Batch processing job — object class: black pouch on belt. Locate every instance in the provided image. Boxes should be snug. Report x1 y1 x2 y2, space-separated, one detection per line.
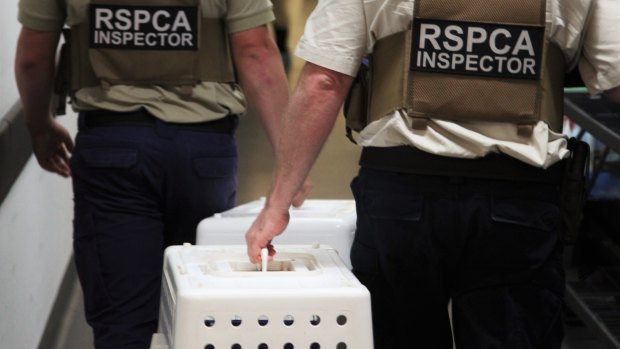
560 137 590 244
52 29 71 116
343 57 370 144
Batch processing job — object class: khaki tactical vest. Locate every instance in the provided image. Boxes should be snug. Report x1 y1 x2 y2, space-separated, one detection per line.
346 0 566 139
65 0 235 92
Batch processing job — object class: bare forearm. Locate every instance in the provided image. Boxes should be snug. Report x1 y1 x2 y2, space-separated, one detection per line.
267 63 354 210
14 27 73 177
14 28 60 133
16 64 55 131
232 26 289 152
244 63 353 263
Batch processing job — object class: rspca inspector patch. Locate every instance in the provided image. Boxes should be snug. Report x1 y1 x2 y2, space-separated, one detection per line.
89 5 199 50
410 19 545 80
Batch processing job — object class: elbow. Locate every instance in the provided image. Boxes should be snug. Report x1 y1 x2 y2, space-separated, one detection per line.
15 56 39 77
15 44 50 79
314 74 341 93
235 39 278 66
14 56 51 85
230 25 283 76
14 27 60 83
303 63 352 96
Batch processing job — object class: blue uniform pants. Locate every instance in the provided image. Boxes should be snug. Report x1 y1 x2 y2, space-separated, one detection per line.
70 111 238 349
351 167 565 349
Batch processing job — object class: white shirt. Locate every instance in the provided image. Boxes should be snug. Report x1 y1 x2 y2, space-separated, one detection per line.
295 0 620 168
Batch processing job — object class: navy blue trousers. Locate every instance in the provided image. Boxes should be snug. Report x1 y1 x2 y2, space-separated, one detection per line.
70 112 238 349
351 168 565 349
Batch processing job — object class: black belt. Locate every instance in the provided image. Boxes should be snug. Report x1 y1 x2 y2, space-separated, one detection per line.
360 146 566 183
80 109 237 133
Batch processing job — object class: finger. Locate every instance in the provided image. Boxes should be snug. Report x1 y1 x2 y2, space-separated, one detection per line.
291 193 306 208
40 160 56 174
248 232 276 263
56 160 71 177
51 155 71 178
58 148 72 176
246 233 262 263
249 243 263 264
258 243 275 263
42 154 59 170
292 181 312 207
267 243 276 261
59 143 72 162
63 135 75 153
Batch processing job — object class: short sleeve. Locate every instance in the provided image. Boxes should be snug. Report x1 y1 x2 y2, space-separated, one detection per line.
18 0 66 31
294 0 367 77
578 0 620 94
226 0 275 33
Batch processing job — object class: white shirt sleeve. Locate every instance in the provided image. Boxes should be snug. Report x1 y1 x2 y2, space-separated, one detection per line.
294 0 367 77
578 0 620 93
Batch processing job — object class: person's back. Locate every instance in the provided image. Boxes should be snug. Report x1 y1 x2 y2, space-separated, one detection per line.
245 0 620 348
15 0 294 348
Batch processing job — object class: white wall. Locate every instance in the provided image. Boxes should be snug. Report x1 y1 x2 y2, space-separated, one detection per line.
0 128 76 348
0 1 20 116
0 1 77 348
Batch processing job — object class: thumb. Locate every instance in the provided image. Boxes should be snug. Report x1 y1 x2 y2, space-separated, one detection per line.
291 179 313 208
